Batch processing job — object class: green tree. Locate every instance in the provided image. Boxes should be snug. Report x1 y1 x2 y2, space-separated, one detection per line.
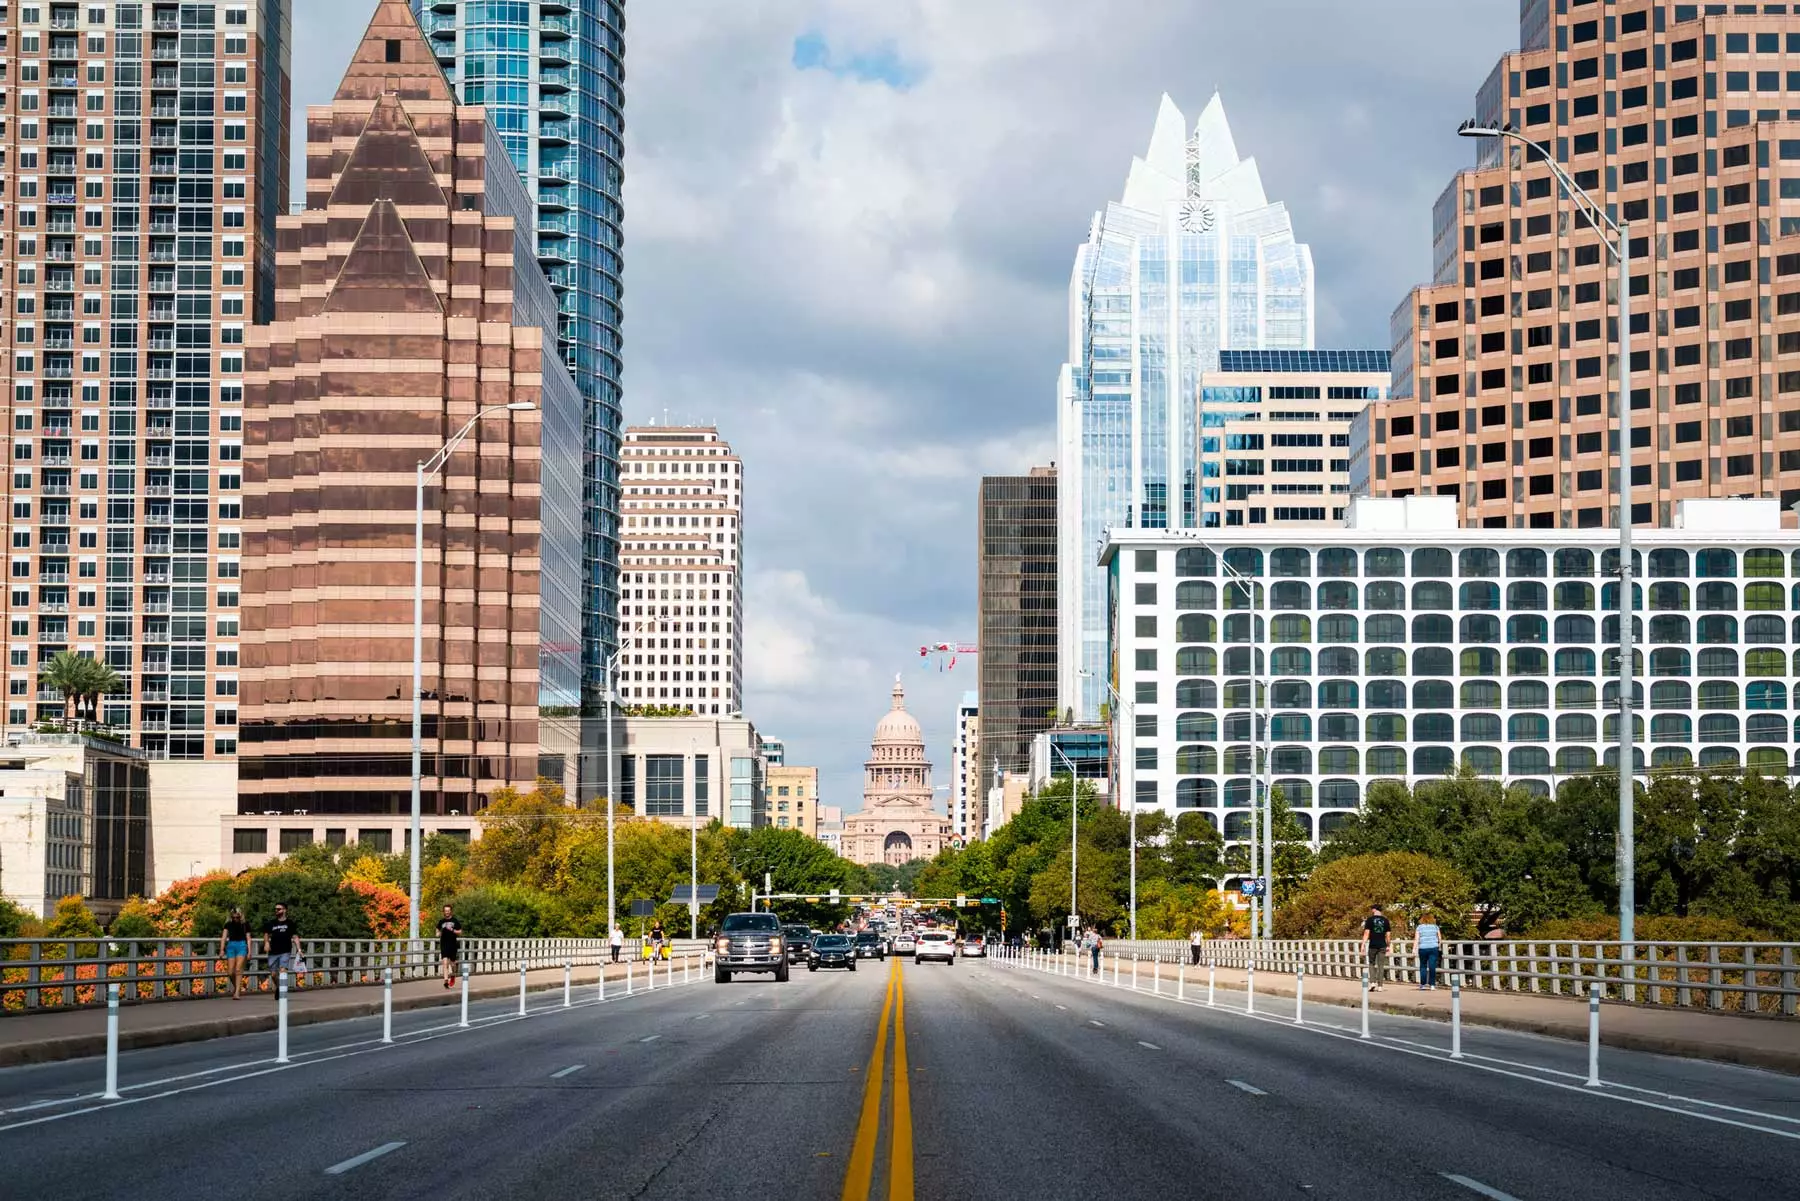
469 782 576 889
107 898 158 940
241 870 372 940
446 884 566 938
727 825 858 928
1275 851 1474 940
0 894 31 938
45 895 101 938
36 651 90 727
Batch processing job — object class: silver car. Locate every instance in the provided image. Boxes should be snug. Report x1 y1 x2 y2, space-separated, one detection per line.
960 935 987 958
915 930 956 964
892 932 917 956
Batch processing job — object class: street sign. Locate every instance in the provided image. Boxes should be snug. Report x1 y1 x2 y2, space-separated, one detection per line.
955 894 966 908
670 885 720 904
1066 914 1081 929
1240 877 1267 898
629 899 656 917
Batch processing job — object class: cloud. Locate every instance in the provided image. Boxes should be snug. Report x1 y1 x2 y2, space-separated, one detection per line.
293 0 1522 822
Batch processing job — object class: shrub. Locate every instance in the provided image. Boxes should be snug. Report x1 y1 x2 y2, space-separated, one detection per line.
46 895 101 939
108 898 158 941
0 894 32 939
1275 852 1476 939
446 885 565 939
340 879 410 939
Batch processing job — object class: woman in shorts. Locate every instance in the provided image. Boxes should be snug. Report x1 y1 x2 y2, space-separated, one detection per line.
219 907 251 999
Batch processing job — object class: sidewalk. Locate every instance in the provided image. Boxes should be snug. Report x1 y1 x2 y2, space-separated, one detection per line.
1042 954 1800 1076
0 955 703 1068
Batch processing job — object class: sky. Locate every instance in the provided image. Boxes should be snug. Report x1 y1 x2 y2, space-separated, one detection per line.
295 1 1521 819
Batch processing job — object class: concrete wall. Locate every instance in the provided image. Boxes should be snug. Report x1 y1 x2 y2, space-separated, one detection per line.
147 760 238 895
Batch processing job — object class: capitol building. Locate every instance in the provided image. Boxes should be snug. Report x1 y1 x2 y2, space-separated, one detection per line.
840 679 954 866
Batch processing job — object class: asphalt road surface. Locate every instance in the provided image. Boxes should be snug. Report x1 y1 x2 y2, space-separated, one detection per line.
2 953 1797 1200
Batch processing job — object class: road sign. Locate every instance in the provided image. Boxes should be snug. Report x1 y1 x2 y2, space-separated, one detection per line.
1240 877 1267 898
955 894 966 908
670 885 720 904
1066 914 1081 929
629 899 656 917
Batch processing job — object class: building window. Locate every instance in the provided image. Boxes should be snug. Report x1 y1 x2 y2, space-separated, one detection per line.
232 827 266 855
645 754 684 816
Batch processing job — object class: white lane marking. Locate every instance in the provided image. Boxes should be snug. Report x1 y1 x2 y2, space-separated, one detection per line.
1054 1004 1067 1011
732 1000 746 1006
1226 1079 1267 1096
692 1013 710 1021
324 1141 406 1176
0 1096 98 1115
1087 1020 1106 1028
639 1034 662 1043
1442 1174 1520 1201
550 1064 585 1079
1137 1041 1161 1051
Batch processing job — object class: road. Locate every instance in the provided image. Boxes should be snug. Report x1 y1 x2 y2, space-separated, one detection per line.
1 952 1798 1200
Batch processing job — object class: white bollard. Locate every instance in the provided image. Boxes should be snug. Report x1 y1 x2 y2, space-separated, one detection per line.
1114 955 1121 988
1294 970 1304 1025
1131 956 1139 991
685 957 692 986
277 970 290 1064
627 959 635 995
1586 982 1602 1087
1177 958 1185 1001
598 960 607 1002
1360 970 1370 1040
1153 956 1161 996
519 962 528 1017
382 967 393 1044
564 961 572 1008
103 982 120 1099
1208 959 1216 1008
460 964 470 1028
1451 974 1463 1060
1247 963 1256 1015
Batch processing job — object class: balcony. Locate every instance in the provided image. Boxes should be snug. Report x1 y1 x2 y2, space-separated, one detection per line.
41 454 73 467
150 132 177 148
143 599 170 614
47 104 78 118
143 571 171 584
38 571 70 584
140 720 169 732
539 67 572 92
47 133 77 147
38 601 70 614
144 484 172 497
139 689 170 702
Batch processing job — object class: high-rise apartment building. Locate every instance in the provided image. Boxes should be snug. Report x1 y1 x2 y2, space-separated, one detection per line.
1361 0 1800 528
0 1 290 758
950 690 977 839
414 0 623 705
237 0 581 821
767 762 816 836
617 425 742 715
1059 93 1316 720
977 467 1056 810
1198 350 1388 529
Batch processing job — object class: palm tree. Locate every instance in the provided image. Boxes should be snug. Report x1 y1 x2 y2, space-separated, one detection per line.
78 659 122 726
37 651 87 728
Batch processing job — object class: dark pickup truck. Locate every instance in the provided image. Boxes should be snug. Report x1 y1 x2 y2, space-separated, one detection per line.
713 912 790 983
783 924 814 964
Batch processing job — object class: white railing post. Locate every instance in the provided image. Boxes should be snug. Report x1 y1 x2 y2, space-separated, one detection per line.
1294 969 1304 1025
382 967 393 1044
1208 958 1216 1008
518 962 528 1017
1247 962 1256 1015
1131 956 1138 991
460 966 470 1028
277 970 290 1064
599 958 607 1002
1450 973 1463 1061
103 982 120 1099
1586 981 1602 1087
564 961 572 1009
1177 957 1185 1001
1360 970 1370 1040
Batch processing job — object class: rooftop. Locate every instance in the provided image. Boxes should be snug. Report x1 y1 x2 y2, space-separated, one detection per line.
1214 349 1390 375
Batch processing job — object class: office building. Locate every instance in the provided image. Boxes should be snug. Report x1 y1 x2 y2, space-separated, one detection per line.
1198 351 1388 529
815 803 843 854
1362 0 1800 527
950 690 978 840
768 762 816 836
760 736 785 766
617 425 742 714
610 713 763 830
977 467 1057 812
1058 93 1316 720
0 1 290 758
238 0 582 817
414 0 623 703
1101 496 1800 845
1027 726 1111 797
0 731 145 919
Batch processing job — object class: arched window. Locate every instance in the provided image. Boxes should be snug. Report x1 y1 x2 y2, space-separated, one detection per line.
1508 647 1549 676
1458 647 1499 676
1461 712 1502 741
1557 681 1597 709
1747 714 1786 742
1175 779 1217 809
1319 779 1361 808
1746 615 1785 643
1409 646 1450 675
1600 582 1644 611
1649 582 1689 612
1176 580 1217 609
1367 679 1406 708
1648 549 1689 578
1364 581 1403 609
1318 678 1359 707
1600 548 1643 579
1650 681 1691 709
1650 649 1690 677
1366 712 1406 741
1319 746 1360 773
1555 648 1596 676
1649 614 1690 643
1462 746 1502 775
1411 613 1453 643
1413 680 1453 709
1554 582 1595 611
1224 812 1253 839
1413 581 1453 610
1222 613 1263 643
1270 614 1311 643
1555 549 1595 577
1319 613 1361 642
1507 581 1548 610
1222 580 1263 610
1176 745 1219 774
1412 547 1452 577
1747 648 1787 677
1460 614 1501 643
1269 647 1311 676
1223 547 1263 577
1320 812 1356 837
1366 745 1407 774
1602 714 1645 741
1365 647 1407 676
1507 548 1547 578
1696 614 1737 644
1509 747 1552 775
1318 581 1358 610
1223 779 1253 809
1461 679 1502 708
1745 548 1784 577
1698 747 1740 769
1652 747 1693 771
1697 648 1739 676
1605 747 1649 772
1459 582 1501 610
1557 712 1598 741
1270 547 1310 577
1507 615 1548 644
1745 582 1784 611
1747 747 1790 774
1276 779 1313 807
1270 713 1312 741
1177 614 1218 642
1317 548 1357 577
1318 712 1359 741
1365 547 1406 577
1747 681 1787 710
1557 746 1598 773
1223 742 1254 771
1269 680 1311 709
1175 712 1218 740
1271 581 1311 610
1413 746 1454 775
1360 613 1400 642
1509 680 1549 709
1460 548 1500 578
1554 614 1596 643
1650 714 1692 743
1222 679 1255 708
1508 713 1549 742
1222 649 1264 677
1176 647 1218 675
1698 681 1740 709
1696 549 1737 578
1414 712 1454 741
1698 714 1741 742
1176 679 1218 708
1176 546 1216 577
1600 616 1646 646
1270 745 1312 774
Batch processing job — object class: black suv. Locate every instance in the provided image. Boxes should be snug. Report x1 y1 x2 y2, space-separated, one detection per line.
783 924 814 964
853 931 885 960
713 912 790 983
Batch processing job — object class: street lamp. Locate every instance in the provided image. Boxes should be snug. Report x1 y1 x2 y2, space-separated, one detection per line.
1048 741 1083 933
602 617 650 951
1079 668 1136 940
689 733 700 940
1458 119 1637 949
409 401 535 942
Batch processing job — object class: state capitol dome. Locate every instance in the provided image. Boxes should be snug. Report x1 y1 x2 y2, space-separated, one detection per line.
872 678 924 747
840 676 953 866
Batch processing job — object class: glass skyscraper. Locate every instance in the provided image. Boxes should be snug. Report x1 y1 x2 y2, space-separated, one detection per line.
1058 93 1316 721
414 0 622 701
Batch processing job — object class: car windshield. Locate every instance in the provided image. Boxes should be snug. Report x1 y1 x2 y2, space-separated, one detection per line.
721 913 781 933
855 933 879 943
920 932 951 941
783 925 810 938
815 936 851 948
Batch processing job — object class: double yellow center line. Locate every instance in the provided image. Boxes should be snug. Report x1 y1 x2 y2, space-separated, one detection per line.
841 956 914 1201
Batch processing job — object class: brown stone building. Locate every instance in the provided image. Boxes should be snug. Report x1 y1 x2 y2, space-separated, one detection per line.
1355 0 1800 528
238 0 582 818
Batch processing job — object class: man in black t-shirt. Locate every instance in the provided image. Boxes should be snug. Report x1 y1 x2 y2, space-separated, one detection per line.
437 905 462 988
263 904 300 989
1361 904 1393 990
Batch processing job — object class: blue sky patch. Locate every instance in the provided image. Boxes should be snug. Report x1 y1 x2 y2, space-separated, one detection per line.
792 30 925 90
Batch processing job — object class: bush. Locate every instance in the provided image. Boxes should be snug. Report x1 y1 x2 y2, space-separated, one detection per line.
46 895 101 939
0 894 32 939
107 898 158 940
340 879 410 939
446 885 565 939
1527 913 1773 942
241 870 373 940
1275 852 1476 939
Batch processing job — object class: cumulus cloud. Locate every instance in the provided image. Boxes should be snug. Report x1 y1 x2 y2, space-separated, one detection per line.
295 0 1520 817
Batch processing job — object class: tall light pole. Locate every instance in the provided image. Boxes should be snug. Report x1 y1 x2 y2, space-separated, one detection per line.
602 618 649 946
1049 741 1083 932
1080 668 1135 939
1458 120 1635 948
689 732 700 939
410 401 534 941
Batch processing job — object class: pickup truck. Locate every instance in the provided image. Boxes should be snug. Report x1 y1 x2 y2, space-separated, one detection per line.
713 912 790 983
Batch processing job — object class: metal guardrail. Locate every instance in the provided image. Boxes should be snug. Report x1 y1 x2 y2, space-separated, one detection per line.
1084 938 1800 1017
0 937 708 1013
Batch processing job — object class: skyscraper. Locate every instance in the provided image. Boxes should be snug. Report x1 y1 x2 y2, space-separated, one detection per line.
950 690 978 840
238 0 581 821
414 0 622 705
1362 0 1800 528
617 425 742 715
0 1 290 758
1058 93 1316 720
977 467 1056 812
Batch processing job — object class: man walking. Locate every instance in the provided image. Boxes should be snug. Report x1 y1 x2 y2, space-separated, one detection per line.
262 903 300 992
1086 927 1103 975
1361 904 1392 991
1189 927 1205 966
609 924 624 963
436 904 462 988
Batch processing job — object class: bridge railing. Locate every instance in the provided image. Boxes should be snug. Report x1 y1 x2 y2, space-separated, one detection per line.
0 936 708 1013
1082 938 1800 1017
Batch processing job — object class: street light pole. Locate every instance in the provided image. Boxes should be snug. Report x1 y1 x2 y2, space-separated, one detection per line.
1458 120 1635 948
1049 742 1082 931
409 401 534 942
1080 668 1135 939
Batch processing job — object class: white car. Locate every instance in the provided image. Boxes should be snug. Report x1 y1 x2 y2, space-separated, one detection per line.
960 935 987 958
892 933 917 956
915 930 956 964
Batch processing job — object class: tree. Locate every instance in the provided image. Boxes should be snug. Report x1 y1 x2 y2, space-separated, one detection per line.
1133 878 1233 939
107 898 158 940
1275 852 1475 940
726 825 859 928
46 895 101 938
469 782 575 890
240 869 372 940
0 894 31 938
447 884 566 938
36 652 88 727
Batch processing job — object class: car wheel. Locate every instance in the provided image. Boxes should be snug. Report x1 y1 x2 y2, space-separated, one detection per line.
776 963 790 983
849 962 857 971
809 963 818 972
714 967 731 984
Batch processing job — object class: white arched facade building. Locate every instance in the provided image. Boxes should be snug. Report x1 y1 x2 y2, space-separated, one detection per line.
841 679 953 866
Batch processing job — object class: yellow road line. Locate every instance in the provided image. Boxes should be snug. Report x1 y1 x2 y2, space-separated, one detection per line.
840 958 898 1201
889 961 914 1201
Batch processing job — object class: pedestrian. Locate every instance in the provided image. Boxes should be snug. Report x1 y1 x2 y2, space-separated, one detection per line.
262 902 300 992
1361 904 1392 991
650 921 667 961
609 924 624 963
436 904 462 989
1088 927 1103 975
1189 927 1205 966
1415 911 1442 991
218 906 250 999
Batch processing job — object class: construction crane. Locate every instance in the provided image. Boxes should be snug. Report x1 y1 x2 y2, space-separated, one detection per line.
918 641 978 671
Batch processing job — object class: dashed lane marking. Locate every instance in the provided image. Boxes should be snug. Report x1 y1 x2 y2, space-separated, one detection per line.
324 1141 405 1176
1226 1080 1267 1096
1442 1174 1521 1201
550 1065 585 1079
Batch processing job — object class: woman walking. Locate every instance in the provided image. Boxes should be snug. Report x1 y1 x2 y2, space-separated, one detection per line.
1415 911 1443 990
219 907 251 999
